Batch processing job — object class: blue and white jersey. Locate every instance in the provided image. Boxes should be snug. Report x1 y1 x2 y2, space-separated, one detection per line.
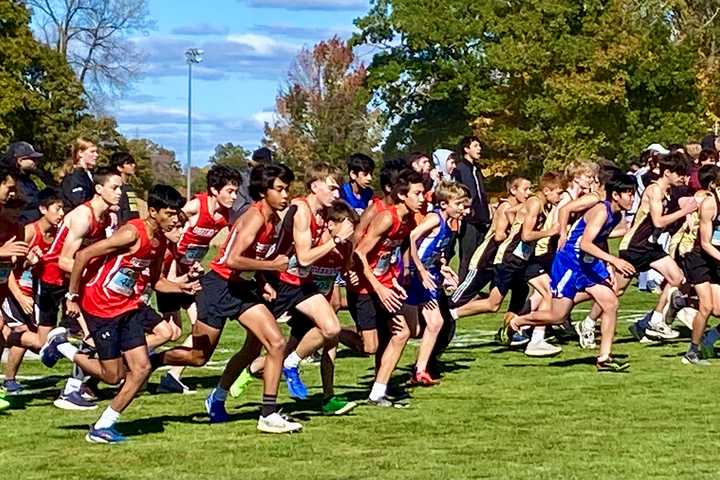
340 182 374 214
412 211 452 273
562 200 622 257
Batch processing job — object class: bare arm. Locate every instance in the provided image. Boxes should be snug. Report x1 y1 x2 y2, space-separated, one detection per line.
59 207 92 273
493 203 511 242
579 204 634 276
356 211 393 292
646 184 695 229
558 193 600 236
294 202 337 267
224 208 286 272
354 202 377 243
698 197 720 262
520 198 557 242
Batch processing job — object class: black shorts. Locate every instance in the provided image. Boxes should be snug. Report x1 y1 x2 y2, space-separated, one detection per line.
619 244 667 273
83 309 147 360
1 295 35 329
493 258 528 296
139 305 164 333
196 270 263 330
347 291 389 331
155 291 195 314
36 281 66 328
270 281 323 318
681 251 720 286
448 267 493 309
525 253 553 281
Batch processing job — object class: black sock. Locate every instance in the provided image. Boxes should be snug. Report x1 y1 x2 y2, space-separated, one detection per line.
261 394 278 417
149 352 164 371
689 343 699 354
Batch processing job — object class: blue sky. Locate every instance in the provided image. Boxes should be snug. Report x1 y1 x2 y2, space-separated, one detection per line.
117 0 371 166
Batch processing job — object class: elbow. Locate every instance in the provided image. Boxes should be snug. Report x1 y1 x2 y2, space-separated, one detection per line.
296 255 312 268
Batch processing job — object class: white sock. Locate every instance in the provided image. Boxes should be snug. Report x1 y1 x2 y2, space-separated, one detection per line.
582 315 595 330
650 311 664 326
530 326 546 344
213 386 227 402
369 382 387 401
57 342 78 361
94 406 120 430
283 351 302 369
63 377 83 395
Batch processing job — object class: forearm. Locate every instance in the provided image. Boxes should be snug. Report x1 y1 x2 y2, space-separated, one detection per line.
296 240 336 267
655 210 687 229
154 277 185 294
580 240 613 264
68 251 92 294
226 254 278 272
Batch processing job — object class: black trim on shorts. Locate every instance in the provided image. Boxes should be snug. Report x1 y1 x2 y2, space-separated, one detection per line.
83 309 147 360
196 270 263 330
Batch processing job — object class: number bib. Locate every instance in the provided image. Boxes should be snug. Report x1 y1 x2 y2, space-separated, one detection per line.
0 262 11 285
287 255 310 279
107 267 137 297
513 241 533 261
182 244 209 264
373 248 399 277
19 269 33 291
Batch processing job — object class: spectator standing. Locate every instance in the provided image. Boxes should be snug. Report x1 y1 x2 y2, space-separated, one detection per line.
60 137 98 209
110 152 140 225
229 147 273 223
3 142 43 224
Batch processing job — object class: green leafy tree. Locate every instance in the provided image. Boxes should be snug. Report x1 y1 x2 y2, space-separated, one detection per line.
353 0 715 174
209 142 250 172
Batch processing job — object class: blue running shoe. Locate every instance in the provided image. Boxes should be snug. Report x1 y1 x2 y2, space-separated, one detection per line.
54 391 97 411
40 327 68 368
2 379 23 395
86 425 127 444
204 389 230 423
282 366 308 400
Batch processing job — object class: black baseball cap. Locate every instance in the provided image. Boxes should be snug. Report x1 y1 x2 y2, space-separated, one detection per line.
6 141 43 160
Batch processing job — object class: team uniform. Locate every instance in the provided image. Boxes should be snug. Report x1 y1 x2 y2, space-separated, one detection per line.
80 219 166 359
679 192 720 287
407 211 452 305
340 182 373 214
36 203 110 331
551 201 622 300
156 193 228 314
524 203 557 281
197 202 273 330
1 221 52 327
618 184 669 272
0 213 22 310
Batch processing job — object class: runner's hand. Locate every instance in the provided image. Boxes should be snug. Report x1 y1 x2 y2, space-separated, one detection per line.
0 237 28 258
179 279 201 295
66 300 81 318
611 258 635 277
272 255 289 272
418 267 437 292
376 283 403 312
26 245 43 265
391 277 408 300
17 293 33 315
335 219 354 243
263 283 277 302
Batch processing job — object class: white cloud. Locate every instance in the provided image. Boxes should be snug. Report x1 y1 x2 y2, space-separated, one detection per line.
243 0 367 11
252 111 277 126
226 33 297 56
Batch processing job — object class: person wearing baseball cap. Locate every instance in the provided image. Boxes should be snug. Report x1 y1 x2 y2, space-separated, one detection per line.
3 142 43 224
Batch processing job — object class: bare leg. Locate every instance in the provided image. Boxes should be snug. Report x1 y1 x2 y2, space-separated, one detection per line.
415 301 443 372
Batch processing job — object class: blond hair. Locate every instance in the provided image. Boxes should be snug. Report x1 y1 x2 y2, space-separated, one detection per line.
61 137 96 176
435 180 469 204
564 159 597 181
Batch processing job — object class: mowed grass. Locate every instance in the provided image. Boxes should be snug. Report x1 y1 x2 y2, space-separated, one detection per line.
2 284 720 479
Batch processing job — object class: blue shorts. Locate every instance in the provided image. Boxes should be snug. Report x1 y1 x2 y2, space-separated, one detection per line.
551 249 611 300
407 268 440 305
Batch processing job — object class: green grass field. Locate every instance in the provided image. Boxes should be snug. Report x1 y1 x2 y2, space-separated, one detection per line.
2 284 720 479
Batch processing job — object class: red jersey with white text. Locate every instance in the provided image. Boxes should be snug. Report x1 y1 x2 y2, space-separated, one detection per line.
18 222 54 296
311 241 351 298
278 197 324 286
81 219 166 318
347 196 389 294
363 205 415 289
210 202 276 281
38 202 109 286
176 193 228 266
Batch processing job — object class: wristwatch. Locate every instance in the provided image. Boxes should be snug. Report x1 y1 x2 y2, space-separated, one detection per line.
333 236 342 245
64 292 79 302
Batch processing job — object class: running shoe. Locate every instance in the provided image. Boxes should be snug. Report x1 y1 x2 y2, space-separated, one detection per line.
524 340 562 357
257 412 303 433
39 327 68 368
596 356 630 372
510 330 531 348
282 366 308 400
645 322 680 340
2 379 23 395
682 351 710 366
496 324 513 346
663 287 685 325
321 396 358 415
204 389 230 423
86 425 127 444
80 383 100 402
229 368 254 398
628 314 649 341
411 370 440 386
158 373 195 395
574 321 596 349
368 395 410 408
54 391 98 410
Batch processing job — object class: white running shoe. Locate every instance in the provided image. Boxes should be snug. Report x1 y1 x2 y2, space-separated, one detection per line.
573 321 596 349
645 321 680 340
524 340 562 357
257 412 303 433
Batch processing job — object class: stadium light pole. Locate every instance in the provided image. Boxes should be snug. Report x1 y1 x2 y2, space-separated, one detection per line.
185 48 203 199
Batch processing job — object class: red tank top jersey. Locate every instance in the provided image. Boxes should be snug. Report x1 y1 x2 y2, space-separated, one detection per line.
364 205 415 289
81 219 166 318
346 197 390 294
18 222 53 296
0 212 22 297
162 242 178 276
176 193 228 266
279 197 324 286
210 202 276 281
39 202 109 286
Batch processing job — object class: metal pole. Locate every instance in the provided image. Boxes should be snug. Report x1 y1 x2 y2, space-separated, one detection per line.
186 61 192 199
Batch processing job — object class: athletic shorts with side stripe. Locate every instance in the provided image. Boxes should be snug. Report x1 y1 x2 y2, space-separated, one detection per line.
551 249 611 300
